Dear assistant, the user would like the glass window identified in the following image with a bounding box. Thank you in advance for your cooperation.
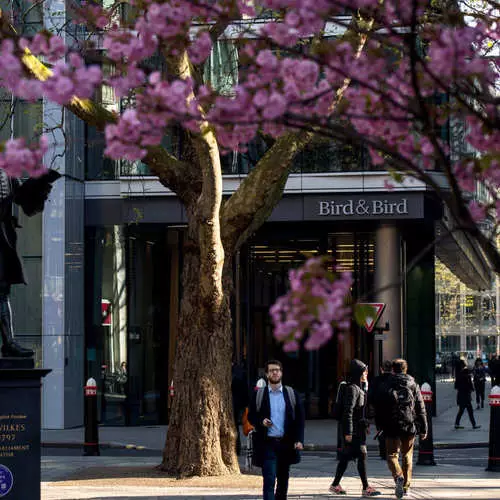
[481,293,496,328]
[464,294,481,327]
[440,335,460,353]
[86,226,129,424]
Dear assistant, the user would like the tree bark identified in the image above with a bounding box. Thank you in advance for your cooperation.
[161,206,239,477]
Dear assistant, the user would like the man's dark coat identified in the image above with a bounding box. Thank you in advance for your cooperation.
[248,385,305,467]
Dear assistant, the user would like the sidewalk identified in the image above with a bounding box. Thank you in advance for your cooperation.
[42,379,490,451]
[42,452,500,499]
[41,379,498,499]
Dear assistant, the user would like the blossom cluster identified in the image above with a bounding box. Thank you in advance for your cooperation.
[0,136,48,178]
[270,257,353,352]
[0,39,102,104]
[1,0,500,281]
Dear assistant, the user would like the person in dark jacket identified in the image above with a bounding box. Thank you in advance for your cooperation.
[231,360,249,455]
[455,359,481,429]
[368,360,393,460]
[248,360,304,500]
[472,358,487,409]
[329,359,381,497]
[373,358,427,499]
[489,354,500,387]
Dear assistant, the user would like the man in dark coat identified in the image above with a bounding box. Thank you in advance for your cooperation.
[374,358,427,499]
[455,359,481,430]
[329,359,381,497]
[0,168,58,357]
[368,359,393,459]
[489,354,500,387]
[248,359,304,500]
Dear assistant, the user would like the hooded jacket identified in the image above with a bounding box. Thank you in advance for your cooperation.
[374,372,427,437]
[455,366,474,406]
[341,359,368,440]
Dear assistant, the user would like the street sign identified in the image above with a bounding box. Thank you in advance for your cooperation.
[359,303,386,333]
[374,334,388,341]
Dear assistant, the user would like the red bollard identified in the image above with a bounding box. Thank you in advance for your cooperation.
[83,377,100,456]
[486,385,500,472]
[417,383,436,466]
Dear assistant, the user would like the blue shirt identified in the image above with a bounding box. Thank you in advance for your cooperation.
[268,385,286,437]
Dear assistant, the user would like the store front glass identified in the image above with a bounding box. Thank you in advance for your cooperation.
[240,226,375,418]
[85,225,177,425]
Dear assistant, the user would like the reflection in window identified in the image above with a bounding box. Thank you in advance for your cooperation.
[86,226,128,424]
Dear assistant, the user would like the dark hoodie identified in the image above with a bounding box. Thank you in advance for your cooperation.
[341,359,368,441]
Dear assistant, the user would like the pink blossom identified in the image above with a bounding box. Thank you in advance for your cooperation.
[468,201,486,223]
[270,257,352,351]
[188,31,212,64]
[0,136,48,178]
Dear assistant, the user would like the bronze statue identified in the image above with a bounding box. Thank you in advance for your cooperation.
[0,168,60,358]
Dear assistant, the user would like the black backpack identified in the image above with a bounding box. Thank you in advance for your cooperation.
[332,381,348,421]
[386,379,416,433]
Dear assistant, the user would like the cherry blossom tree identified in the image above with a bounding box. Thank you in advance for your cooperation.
[1,0,499,477]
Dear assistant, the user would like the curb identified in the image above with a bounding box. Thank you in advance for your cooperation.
[42,441,155,451]
[43,441,488,452]
[303,442,488,452]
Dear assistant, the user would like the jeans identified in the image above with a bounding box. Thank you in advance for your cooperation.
[262,439,290,500]
[386,435,415,490]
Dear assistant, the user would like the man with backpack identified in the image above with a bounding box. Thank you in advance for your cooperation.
[374,358,427,499]
[368,360,393,460]
[248,360,305,500]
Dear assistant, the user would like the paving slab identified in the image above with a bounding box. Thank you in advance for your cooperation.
[41,448,500,500]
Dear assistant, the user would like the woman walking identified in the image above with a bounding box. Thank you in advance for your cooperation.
[329,359,381,497]
[455,360,481,430]
[472,358,487,410]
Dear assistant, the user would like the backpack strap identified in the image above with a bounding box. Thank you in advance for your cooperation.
[256,386,266,413]
[285,386,296,420]
[256,385,297,420]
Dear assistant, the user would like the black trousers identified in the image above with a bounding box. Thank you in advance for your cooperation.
[455,403,476,427]
[474,381,485,407]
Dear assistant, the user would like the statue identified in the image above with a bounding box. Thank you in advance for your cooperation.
[0,168,60,358]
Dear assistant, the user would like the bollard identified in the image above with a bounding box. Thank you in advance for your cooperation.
[486,385,500,472]
[83,377,100,456]
[417,382,436,466]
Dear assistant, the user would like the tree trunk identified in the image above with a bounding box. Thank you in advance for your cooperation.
[160,206,239,477]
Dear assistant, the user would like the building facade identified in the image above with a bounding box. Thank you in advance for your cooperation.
[0,4,494,427]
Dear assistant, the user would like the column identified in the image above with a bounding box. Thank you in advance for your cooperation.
[375,224,403,362]
[41,1,86,426]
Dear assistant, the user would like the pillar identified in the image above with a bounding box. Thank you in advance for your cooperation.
[375,224,403,362]
[41,1,85,427]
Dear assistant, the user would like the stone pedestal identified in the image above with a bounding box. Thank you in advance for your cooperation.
[0,360,50,499]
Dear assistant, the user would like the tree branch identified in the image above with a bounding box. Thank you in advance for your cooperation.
[221,14,374,252]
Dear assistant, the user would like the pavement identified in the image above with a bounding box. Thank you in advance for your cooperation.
[40,378,500,499]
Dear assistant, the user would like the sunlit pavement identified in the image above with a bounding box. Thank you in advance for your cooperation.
[42,452,500,499]
[41,379,499,499]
